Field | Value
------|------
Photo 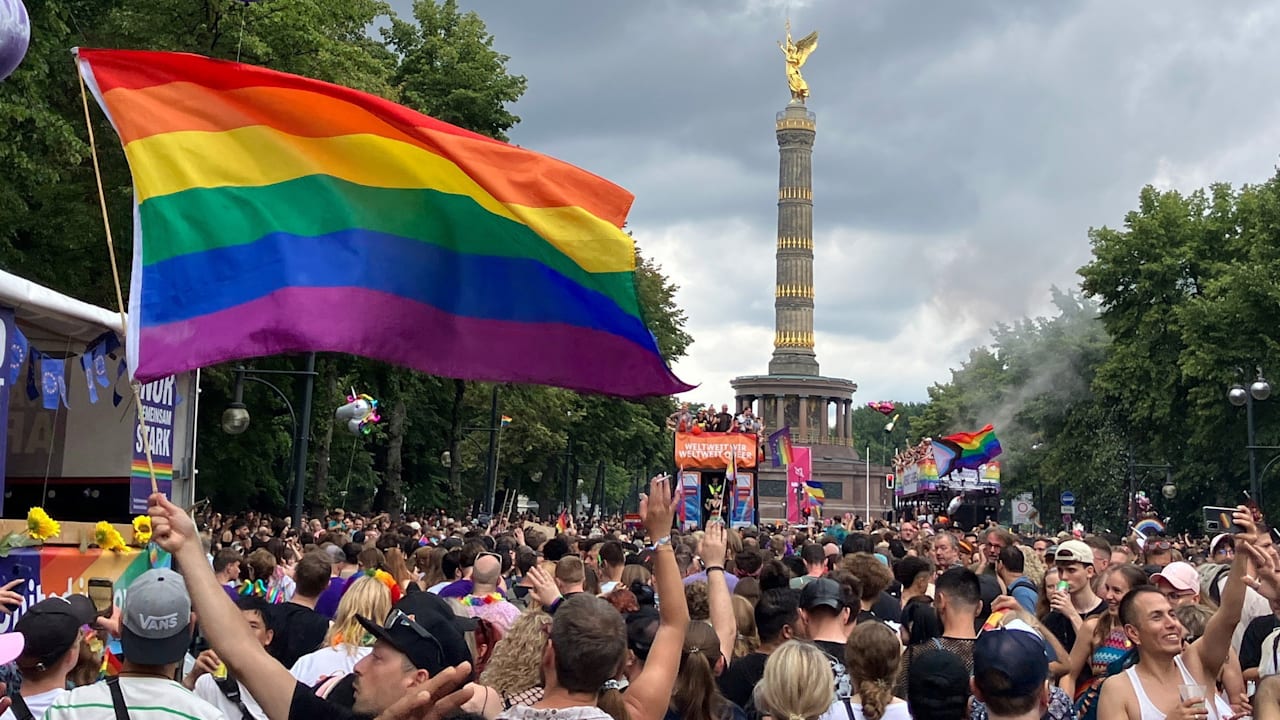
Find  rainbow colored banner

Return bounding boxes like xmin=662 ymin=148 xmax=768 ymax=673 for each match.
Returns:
xmin=75 ymin=49 xmax=691 ymax=398
xmin=0 ymin=546 xmax=169 ymax=633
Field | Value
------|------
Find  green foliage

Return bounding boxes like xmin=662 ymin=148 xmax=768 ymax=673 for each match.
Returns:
xmin=383 ymin=0 xmax=526 ymax=140
xmin=0 ymin=0 xmax=688 ymax=518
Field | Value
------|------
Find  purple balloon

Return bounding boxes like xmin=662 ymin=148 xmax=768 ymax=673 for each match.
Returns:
xmin=0 ymin=0 xmax=30 ymax=82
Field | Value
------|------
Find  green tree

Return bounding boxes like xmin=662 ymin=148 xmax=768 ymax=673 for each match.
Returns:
xmin=383 ymin=0 xmax=526 ymax=140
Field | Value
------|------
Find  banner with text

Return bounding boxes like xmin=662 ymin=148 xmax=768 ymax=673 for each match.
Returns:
xmin=130 ymin=376 xmax=176 ymax=513
xmin=674 ymin=432 xmax=758 ymax=470
xmin=0 ymin=308 xmax=12 ymax=516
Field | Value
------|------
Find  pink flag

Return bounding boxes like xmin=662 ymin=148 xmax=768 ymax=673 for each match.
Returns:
xmin=786 ymin=447 xmax=812 ymax=523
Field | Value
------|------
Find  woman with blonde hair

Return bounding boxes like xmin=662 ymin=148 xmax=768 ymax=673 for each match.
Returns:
xmin=474 ymin=610 xmax=552 ymax=713
xmin=288 ymin=574 xmax=391 ymax=686
xmin=731 ymin=595 xmax=759 ymax=659
xmin=838 ymin=621 xmax=908 ymax=720
xmin=754 ymin=640 xmax=833 ymax=720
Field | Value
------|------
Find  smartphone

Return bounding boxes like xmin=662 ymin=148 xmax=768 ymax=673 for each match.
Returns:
xmin=1204 ymin=506 xmax=1245 ymax=533
xmin=87 ymin=578 xmax=114 ymax=616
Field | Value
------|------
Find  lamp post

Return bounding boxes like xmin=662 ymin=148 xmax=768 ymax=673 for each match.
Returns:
xmin=221 ymin=353 xmax=317 ymax=530
xmin=1125 ymin=445 xmax=1174 ymax=526
xmin=1228 ymin=367 xmax=1273 ymax=503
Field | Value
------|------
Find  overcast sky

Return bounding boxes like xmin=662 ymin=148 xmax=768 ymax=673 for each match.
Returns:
xmin=389 ymin=0 xmax=1280 ymax=403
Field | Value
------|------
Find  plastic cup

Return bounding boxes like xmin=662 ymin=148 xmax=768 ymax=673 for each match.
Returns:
xmin=1178 ymin=684 xmax=1211 ymax=719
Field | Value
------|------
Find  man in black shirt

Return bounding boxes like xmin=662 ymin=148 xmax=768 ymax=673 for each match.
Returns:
xmin=797 ymin=577 xmax=855 ymax=700
xmin=718 ymin=588 xmax=800 ymax=709
xmin=147 ymin=493 xmax=475 ymax=720
xmin=1240 ymin=597 xmax=1280 ymax=685
xmin=269 ymin=551 xmax=332 ymax=668
xmin=1042 ymin=540 xmax=1107 ymax=654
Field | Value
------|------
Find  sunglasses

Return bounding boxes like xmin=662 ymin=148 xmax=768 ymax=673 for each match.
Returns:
xmin=384 ymin=609 xmax=445 ymax=666
xmin=1149 ymin=541 xmax=1172 ymax=551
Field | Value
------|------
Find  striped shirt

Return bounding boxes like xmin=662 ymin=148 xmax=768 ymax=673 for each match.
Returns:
xmin=45 ymin=676 xmax=227 ymax=720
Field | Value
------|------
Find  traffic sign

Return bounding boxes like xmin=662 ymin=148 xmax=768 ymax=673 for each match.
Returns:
xmin=1060 ymin=491 xmax=1075 ymax=506
xmin=1060 ymin=505 xmax=1076 ymax=515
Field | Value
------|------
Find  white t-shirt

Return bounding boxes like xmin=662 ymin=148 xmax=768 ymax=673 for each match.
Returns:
xmin=289 ymin=644 xmax=372 ymax=687
xmin=427 ymin=581 xmax=452 ymax=594
xmin=0 ymin=688 xmax=65 ymax=720
xmin=193 ymin=674 xmax=268 ymax=720
xmin=45 ymin=676 xmax=226 ymax=720
xmin=821 ymin=699 xmax=911 ymax=720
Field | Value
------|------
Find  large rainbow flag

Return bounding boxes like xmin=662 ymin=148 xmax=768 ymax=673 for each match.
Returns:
xmin=75 ymin=49 xmax=692 ymax=398
xmin=931 ymin=424 xmax=1002 ymax=477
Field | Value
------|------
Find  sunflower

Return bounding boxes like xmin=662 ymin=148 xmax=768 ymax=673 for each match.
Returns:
xmin=131 ymin=515 xmax=153 ymax=546
xmin=95 ymin=521 xmax=127 ymax=552
xmin=26 ymin=507 xmax=60 ymax=541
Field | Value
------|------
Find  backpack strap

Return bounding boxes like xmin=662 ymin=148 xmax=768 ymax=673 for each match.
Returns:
xmin=106 ymin=677 xmax=132 ymax=720
xmin=10 ymin=693 xmax=34 ymax=720
xmin=216 ymin=674 xmax=255 ymax=720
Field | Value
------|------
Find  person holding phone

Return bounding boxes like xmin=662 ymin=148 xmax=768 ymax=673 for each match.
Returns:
xmin=5 ymin=595 xmax=97 ymax=720
xmin=1097 ymin=506 xmax=1260 ymax=719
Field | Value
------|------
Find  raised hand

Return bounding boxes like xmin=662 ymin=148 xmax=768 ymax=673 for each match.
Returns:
xmin=526 ymin=564 xmax=562 ymax=608
xmin=148 ymin=492 xmax=199 ymax=558
xmin=639 ymin=474 xmax=674 ymax=540
xmin=701 ymin=520 xmax=727 ymax=569
xmin=0 ymin=579 xmax=23 ymax=612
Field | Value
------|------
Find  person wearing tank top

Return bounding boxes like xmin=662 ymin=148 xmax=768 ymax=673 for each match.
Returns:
xmin=1097 ymin=507 xmax=1256 ymax=720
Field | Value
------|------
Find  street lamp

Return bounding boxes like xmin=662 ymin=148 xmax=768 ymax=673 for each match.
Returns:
xmin=222 ymin=353 xmax=317 ymax=530
xmin=1228 ymin=367 xmax=1273 ymax=502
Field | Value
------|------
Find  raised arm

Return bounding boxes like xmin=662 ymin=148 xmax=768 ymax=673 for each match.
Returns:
xmin=624 ymin=476 xmax=689 ymax=720
xmin=1062 ymin=618 xmax=1099 ymax=697
xmin=1192 ymin=507 xmax=1253 ymax=679
xmin=149 ymin=493 xmax=298 ymax=720
xmin=700 ymin=520 xmax=736 ymax=664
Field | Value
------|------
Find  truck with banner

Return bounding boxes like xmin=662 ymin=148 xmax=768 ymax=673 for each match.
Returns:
xmin=674 ymin=431 xmax=758 ymax=530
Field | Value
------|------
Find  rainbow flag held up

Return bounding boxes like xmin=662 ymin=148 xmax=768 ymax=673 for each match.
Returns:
xmin=932 ymin=424 xmax=1002 ymax=477
xmin=75 ymin=49 xmax=692 ymax=398
xmin=500 ymin=415 xmax=512 ymax=428
xmin=804 ymin=479 xmax=824 ymax=506
xmin=768 ymin=426 xmax=794 ymax=468
xmin=556 ymin=511 xmax=569 ymax=534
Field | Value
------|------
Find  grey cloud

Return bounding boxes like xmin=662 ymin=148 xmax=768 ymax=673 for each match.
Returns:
xmin=388 ymin=0 xmax=1280 ymax=401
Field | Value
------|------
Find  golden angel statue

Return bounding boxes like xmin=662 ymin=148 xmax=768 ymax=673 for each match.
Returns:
xmin=779 ymin=20 xmax=818 ymax=102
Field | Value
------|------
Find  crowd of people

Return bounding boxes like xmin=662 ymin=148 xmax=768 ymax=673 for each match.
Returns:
xmin=1 ymin=481 xmax=1280 ymax=720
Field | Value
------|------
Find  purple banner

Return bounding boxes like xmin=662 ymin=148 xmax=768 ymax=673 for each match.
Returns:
xmin=0 ymin=308 xmax=12 ymax=516
xmin=130 ymin=376 xmax=176 ymax=514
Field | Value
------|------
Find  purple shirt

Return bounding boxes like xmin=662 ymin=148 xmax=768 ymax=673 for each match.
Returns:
xmin=315 ymin=576 xmax=348 ymax=619
xmin=683 ymin=570 xmax=739 ymax=592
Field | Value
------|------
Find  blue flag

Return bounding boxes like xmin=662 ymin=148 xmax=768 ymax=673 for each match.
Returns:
xmin=26 ymin=350 xmax=38 ymax=401
xmin=80 ymin=352 xmax=99 ymax=404
xmin=40 ymin=356 xmax=66 ymax=410
xmin=93 ymin=342 xmax=110 ymax=388
xmin=7 ymin=328 xmax=26 ymax=386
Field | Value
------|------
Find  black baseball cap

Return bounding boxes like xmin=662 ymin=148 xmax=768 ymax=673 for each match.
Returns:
xmin=799 ymin=578 xmax=843 ymax=611
xmin=974 ymin=628 xmax=1050 ymax=698
xmin=356 ymin=606 xmax=471 ymax=675
xmin=17 ymin=595 xmax=96 ymax=669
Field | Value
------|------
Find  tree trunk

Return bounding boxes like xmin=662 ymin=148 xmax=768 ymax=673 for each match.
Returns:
xmin=309 ymin=360 xmax=340 ymax=514
xmin=384 ymin=398 xmax=408 ymax=521
xmin=447 ymin=379 xmax=466 ymax=514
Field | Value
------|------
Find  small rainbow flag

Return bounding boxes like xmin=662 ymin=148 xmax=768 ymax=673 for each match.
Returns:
xmin=768 ymin=427 xmax=794 ymax=468
xmin=500 ymin=415 xmax=512 ymax=428
xmin=804 ymin=479 xmax=824 ymax=506
xmin=75 ymin=49 xmax=691 ymax=398
xmin=556 ymin=511 xmax=569 ymax=534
